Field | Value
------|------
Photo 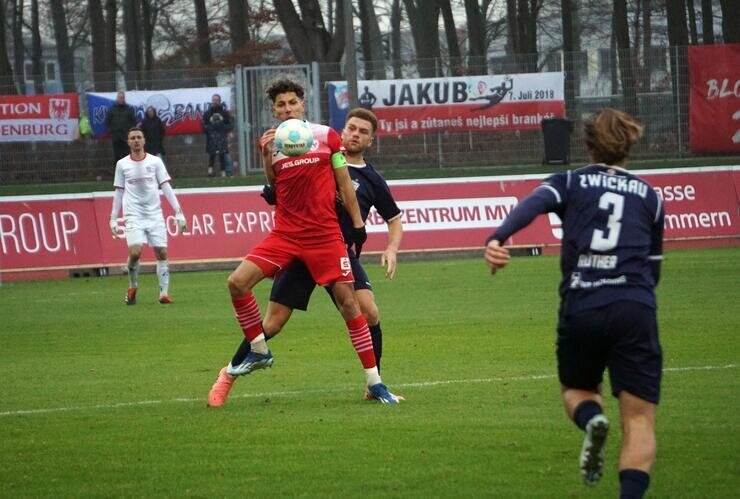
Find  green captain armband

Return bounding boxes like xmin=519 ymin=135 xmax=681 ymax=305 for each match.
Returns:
xmin=331 ymin=151 xmax=347 ymax=169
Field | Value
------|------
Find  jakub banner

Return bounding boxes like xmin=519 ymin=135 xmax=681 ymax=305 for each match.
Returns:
xmin=86 ymin=87 xmax=232 ymax=138
xmin=327 ymin=73 xmax=564 ymax=136
xmin=0 ymin=93 xmax=79 ymax=142
xmin=689 ymin=44 xmax=740 ymax=153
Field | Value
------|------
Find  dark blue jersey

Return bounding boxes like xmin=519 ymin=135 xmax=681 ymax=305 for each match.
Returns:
xmin=339 ymin=161 xmax=401 ymax=243
xmin=491 ymin=164 xmax=664 ymax=314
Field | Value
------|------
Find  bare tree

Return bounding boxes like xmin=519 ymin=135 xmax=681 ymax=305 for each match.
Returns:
xmin=123 ymin=0 xmax=143 ymax=87
xmin=464 ymin=0 xmax=490 ymax=75
xmin=30 ymin=0 xmax=43 ymax=94
xmin=403 ymin=0 xmax=441 ymax=77
xmin=506 ymin=0 xmax=539 ymax=72
xmin=561 ymin=0 xmax=576 ymax=114
xmin=390 ymin=0 xmax=403 ymax=78
xmin=719 ymin=0 xmax=739 ymax=43
xmin=49 ymin=0 xmax=77 ymax=92
xmin=358 ymin=0 xmax=386 ymax=79
xmin=105 ymin=0 xmax=118 ymax=82
xmin=700 ymin=0 xmax=714 ymax=43
xmin=193 ymin=0 xmax=213 ymax=64
xmin=614 ymin=0 xmax=638 ymax=116
xmin=686 ymin=0 xmax=698 ymax=44
xmin=0 ymin=0 xmax=16 ymax=93
xmin=228 ymin=0 xmax=250 ymax=52
xmin=273 ymin=0 xmax=345 ymax=76
xmin=11 ymin=0 xmax=25 ymax=93
xmin=438 ymin=0 xmax=463 ymax=75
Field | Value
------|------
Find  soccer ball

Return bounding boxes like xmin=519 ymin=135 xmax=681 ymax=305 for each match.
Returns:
xmin=274 ymin=119 xmax=314 ymax=157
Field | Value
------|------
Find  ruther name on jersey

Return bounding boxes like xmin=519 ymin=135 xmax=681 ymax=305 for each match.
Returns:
xmin=577 ymin=253 xmax=618 ymax=269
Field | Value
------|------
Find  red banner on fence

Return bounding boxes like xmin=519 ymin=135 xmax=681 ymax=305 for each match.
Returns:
xmin=689 ymin=44 xmax=740 ymax=153
xmin=0 ymin=93 xmax=79 ymax=142
xmin=0 ymin=168 xmax=737 ymax=275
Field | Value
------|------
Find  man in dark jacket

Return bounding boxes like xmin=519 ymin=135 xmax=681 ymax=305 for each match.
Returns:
xmin=105 ymin=91 xmax=137 ymax=161
xmin=202 ymin=93 xmax=233 ymax=177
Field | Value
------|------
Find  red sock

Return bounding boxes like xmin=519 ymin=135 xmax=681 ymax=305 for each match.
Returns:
xmin=232 ymin=292 xmax=263 ymax=341
xmin=346 ymin=315 xmax=376 ymax=369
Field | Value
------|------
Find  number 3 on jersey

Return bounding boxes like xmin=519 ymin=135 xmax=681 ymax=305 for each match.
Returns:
xmin=590 ymin=192 xmax=624 ymax=251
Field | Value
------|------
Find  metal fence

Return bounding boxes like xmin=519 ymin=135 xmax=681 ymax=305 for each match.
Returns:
xmin=0 ymin=46 xmax=727 ymax=186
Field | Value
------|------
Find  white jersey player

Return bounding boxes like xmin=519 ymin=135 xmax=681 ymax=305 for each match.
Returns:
xmin=110 ymin=127 xmax=187 ymax=305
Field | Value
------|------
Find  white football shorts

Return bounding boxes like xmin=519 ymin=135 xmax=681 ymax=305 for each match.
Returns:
xmin=125 ymin=216 xmax=168 ymax=248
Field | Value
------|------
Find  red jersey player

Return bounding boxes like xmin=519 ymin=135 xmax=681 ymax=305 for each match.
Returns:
xmin=207 ymin=79 xmax=402 ymax=405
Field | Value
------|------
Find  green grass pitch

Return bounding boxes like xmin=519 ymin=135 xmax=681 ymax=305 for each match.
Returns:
xmin=1 ymin=247 xmax=738 ymax=497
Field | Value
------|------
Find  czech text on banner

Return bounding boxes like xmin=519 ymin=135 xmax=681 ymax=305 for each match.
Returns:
xmin=689 ymin=44 xmax=740 ymax=153
xmin=86 ymin=87 xmax=232 ymax=138
xmin=327 ymin=73 xmax=564 ymax=136
xmin=0 ymin=94 xmax=79 ymax=142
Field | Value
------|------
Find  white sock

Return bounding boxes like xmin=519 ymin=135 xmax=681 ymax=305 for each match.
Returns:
xmin=156 ymin=260 xmax=169 ymax=297
xmin=364 ymin=367 xmax=382 ymax=387
xmin=128 ymin=259 xmax=140 ymax=288
xmin=250 ymin=333 xmax=268 ymax=355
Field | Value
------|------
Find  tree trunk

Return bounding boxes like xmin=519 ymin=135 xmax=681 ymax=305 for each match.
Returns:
xmin=123 ymin=0 xmax=142 ymax=87
xmin=403 ymin=0 xmax=441 ymax=77
xmin=141 ymin=0 xmax=155 ymax=87
xmin=610 ymin=14 xmax=618 ymax=95
xmin=11 ymin=0 xmax=25 ymax=93
xmin=0 ymin=0 xmax=16 ymax=94
xmin=105 ymin=0 xmax=117 ymax=90
xmin=464 ymin=0 xmax=488 ymax=75
xmin=390 ymin=0 xmax=402 ymax=78
xmin=49 ymin=0 xmax=77 ymax=92
xmin=358 ymin=0 xmax=386 ymax=79
xmin=30 ymin=0 xmax=43 ymax=94
xmin=561 ymin=0 xmax=575 ymax=115
xmin=614 ymin=0 xmax=638 ymax=116
xmin=700 ymin=0 xmax=714 ymax=44
xmin=642 ymin=0 xmax=652 ymax=89
xmin=719 ymin=0 xmax=739 ymax=43
xmin=193 ymin=0 xmax=212 ymax=65
xmin=507 ymin=0 xmax=538 ymax=72
xmin=686 ymin=0 xmax=698 ymax=44
xmin=438 ymin=0 xmax=462 ymax=76
xmin=89 ymin=0 xmax=109 ymax=90
xmin=228 ymin=0 xmax=249 ymax=52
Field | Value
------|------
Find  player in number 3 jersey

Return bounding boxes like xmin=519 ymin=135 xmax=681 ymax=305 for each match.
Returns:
xmin=485 ymin=108 xmax=664 ymax=498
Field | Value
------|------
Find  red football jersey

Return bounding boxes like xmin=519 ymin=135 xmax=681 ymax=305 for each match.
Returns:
xmin=271 ymin=122 xmax=344 ymax=240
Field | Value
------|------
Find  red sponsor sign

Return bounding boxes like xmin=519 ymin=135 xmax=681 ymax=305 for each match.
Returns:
xmin=689 ymin=44 xmax=740 ymax=153
xmin=1 ymin=168 xmax=737 ymax=274
xmin=0 ymin=93 xmax=79 ymax=142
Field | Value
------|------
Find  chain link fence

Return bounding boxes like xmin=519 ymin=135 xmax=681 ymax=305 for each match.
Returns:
xmin=0 ymin=47 xmax=726 ymax=186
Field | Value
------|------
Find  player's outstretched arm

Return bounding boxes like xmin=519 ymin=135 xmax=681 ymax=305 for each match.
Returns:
xmin=485 ymin=239 xmax=510 ymax=275
xmin=381 ymin=217 xmax=402 ymax=279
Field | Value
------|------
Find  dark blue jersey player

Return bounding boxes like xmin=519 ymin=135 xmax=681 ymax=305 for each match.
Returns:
xmin=485 ymin=108 xmax=663 ymax=499
xmin=209 ymin=108 xmax=404 ymax=405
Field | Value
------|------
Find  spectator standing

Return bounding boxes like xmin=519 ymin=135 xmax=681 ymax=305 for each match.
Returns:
xmin=105 ymin=91 xmax=137 ymax=162
xmin=140 ymin=106 xmax=166 ymax=158
xmin=202 ymin=94 xmax=233 ymax=177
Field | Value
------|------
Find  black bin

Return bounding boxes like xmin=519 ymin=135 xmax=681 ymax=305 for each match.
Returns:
xmin=541 ymin=118 xmax=574 ymax=165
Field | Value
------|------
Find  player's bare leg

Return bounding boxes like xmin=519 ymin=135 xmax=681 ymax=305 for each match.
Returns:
xmin=617 ymin=391 xmax=656 ymax=498
xmin=153 ymin=246 xmax=172 ymax=303
xmin=562 ymin=386 xmax=609 ymax=486
xmin=332 ymin=282 xmax=400 ymax=403
xmin=125 ymin=244 xmax=142 ymax=305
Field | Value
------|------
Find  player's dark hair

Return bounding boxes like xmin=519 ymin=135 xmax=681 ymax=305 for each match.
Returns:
xmin=584 ymin=108 xmax=643 ymax=165
xmin=347 ymin=107 xmax=378 ymax=135
xmin=127 ymin=126 xmax=143 ymax=138
xmin=266 ymin=79 xmax=305 ymax=103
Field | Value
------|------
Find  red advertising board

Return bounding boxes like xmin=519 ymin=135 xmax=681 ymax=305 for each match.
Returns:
xmin=1 ymin=167 xmax=737 ymax=276
xmin=689 ymin=44 xmax=740 ymax=153
xmin=0 ymin=93 xmax=79 ymax=142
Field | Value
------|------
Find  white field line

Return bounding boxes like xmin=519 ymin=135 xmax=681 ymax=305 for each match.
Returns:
xmin=0 ymin=363 xmax=735 ymax=418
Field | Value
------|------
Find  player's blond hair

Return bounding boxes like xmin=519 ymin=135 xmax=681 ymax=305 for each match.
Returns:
xmin=584 ymin=108 xmax=643 ymax=165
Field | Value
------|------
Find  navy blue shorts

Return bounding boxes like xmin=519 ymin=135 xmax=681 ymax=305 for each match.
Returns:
xmin=270 ymin=249 xmax=372 ymax=311
xmin=556 ymin=300 xmax=662 ymax=404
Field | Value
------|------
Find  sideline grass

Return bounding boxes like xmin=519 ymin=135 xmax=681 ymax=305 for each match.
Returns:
xmin=0 ymin=248 xmax=738 ymax=497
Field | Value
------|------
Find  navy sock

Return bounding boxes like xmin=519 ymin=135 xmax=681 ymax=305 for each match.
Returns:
xmin=619 ymin=469 xmax=650 ymax=499
xmin=573 ymin=400 xmax=602 ymax=431
xmin=369 ymin=323 xmax=382 ymax=371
